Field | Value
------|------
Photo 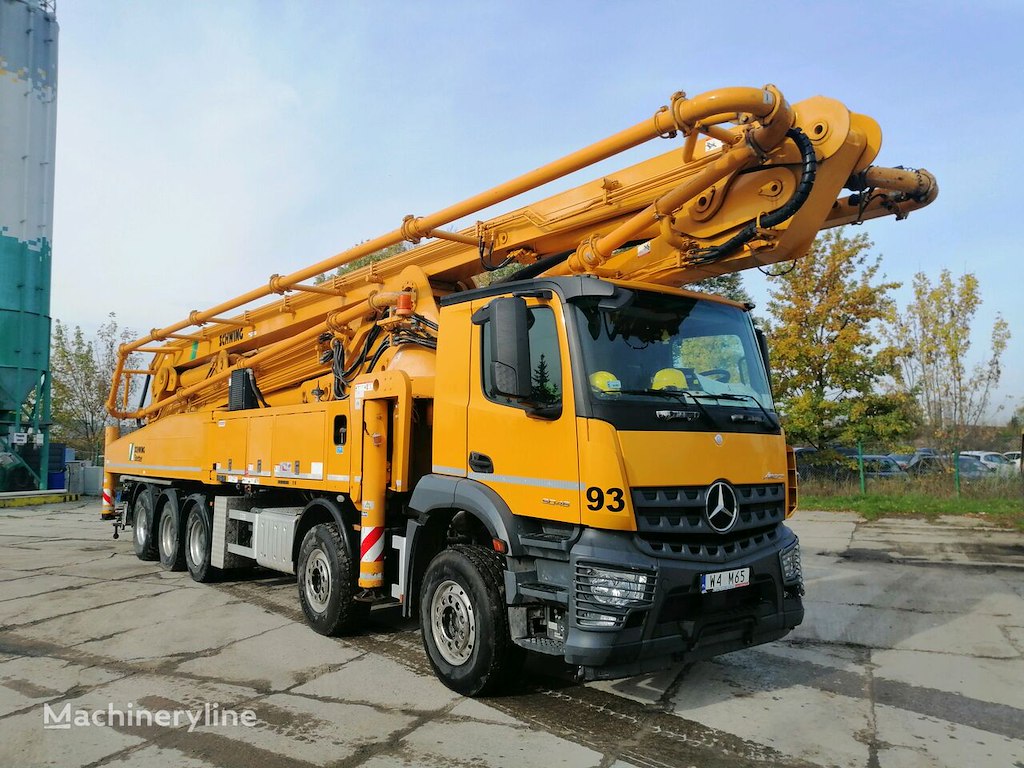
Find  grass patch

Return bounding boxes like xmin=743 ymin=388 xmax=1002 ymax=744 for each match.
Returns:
xmin=799 ymin=476 xmax=1024 ymax=531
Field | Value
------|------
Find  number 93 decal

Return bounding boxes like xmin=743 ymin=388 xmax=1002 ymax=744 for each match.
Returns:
xmin=585 ymin=486 xmax=626 ymax=512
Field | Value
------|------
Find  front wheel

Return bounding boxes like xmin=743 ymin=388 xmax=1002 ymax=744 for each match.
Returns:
xmin=420 ymin=545 xmax=522 ymax=697
xmin=296 ymin=523 xmax=368 ymax=636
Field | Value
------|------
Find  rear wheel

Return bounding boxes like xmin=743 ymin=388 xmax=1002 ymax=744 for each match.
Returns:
xmin=157 ymin=490 xmax=186 ymax=572
xmin=296 ymin=523 xmax=367 ymax=635
xmin=183 ymin=493 xmax=215 ymax=582
xmin=420 ymin=545 xmax=522 ymax=697
xmin=131 ymin=485 xmax=158 ymax=561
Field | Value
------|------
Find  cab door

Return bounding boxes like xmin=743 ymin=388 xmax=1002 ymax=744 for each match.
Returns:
xmin=465 ymin=296 xmax=580 ymax=524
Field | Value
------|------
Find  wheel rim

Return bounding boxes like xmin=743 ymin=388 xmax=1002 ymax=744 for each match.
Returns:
xmin=187 ymin=513 xmax=206 ymax=567
xmin=134 ymin=497 xmax=150 ymax=546
xmin=304 ymin=548 xmax=332 ymax=613
xmin=159 ymin=509 xmax=175 ymax=557
xmin=430 ymin=579 xmax=476 ymax=666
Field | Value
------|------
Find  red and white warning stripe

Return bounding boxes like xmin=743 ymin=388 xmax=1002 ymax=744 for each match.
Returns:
xmin=359 ymin=525 xmax=384 ymax=583
xmin=360 ymin=525 xmax=384 ymax=561
xmin=101 ymin=487 xmax=115 ymax=520
xmin=359 ymin=497 xmax=385 ymax=588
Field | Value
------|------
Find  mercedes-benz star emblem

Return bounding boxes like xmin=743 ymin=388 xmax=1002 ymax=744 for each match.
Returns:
xmin=705 ymin=481 xmax=739 ymax=533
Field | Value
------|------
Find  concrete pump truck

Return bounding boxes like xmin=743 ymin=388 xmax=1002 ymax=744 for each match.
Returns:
xmin=103 ymin=85 xmax=936 ymax=695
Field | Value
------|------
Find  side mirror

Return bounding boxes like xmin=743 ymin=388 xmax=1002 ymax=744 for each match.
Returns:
xmin=479 ymin=297 xmax=532 ymax=400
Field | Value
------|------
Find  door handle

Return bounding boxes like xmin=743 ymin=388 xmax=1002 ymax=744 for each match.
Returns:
xmin=468 ymin=452 xmax=494 ymax=473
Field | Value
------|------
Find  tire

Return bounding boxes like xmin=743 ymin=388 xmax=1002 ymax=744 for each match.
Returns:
xmin=183 ymin=493 xmax=216 ymax=583
xmin=131 ymin=485 xmax=159 ymax=561
xmin=296 ymin=522 xmax=367 ymax=636
xmin=420 ymin=545 xmax=522 ymax=697
xmin=156 ymin=490 xmax=186 ymax=572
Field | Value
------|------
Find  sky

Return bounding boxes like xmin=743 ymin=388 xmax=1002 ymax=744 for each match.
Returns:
xmin=50 ymin=0 xmax=1023 ymax=423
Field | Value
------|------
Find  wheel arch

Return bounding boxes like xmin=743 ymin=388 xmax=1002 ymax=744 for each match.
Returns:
xmin=125 ymin=480 xmax=151 ymax=524
xmin=403 ymin=476 xmax=521 ymax=617
xmin=155 ymin=485 xmax=182 ymax=511
xmin=180 ymin=490 xmax=210 ymax=516
xmin=293 ymin=496 xmax=359 ymax=570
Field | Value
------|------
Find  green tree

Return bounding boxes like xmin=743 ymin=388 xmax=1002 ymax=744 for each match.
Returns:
xmin=690 ymin=273 xmax=753 ymax=305
xmin=889 ymin=269 xmax=1010 ymax=449
xmin=313 ymin=242 xmax=409 ymax=284
xmin=765 ymin=230 xmax=916 ymax=448
xmin=531 ymin=353 xmax=558 ymax=404
xmin=50 ymin=314 xmax=139 ymax=461
xmin=685 ymin=274 xmax=759 ymax=374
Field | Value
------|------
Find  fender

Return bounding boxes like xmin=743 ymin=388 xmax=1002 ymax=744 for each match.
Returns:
xmin=155 ymin=487 xmax=182 ymax=517
xmin=293 ymin=496 xmax=359 ymax=567
xmin=407 ymin=474 xmax=523 ymax=555
xmin=402 ymin=474 xmax=524 ymax=617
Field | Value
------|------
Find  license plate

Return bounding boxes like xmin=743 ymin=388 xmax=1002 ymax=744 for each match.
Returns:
xmin=700 ymin=567 xmax=750 ymax=594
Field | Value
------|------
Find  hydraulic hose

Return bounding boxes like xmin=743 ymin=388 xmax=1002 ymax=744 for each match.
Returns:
xmin=135 ymin=374 xmax=151 ymax=427
xmin=691 ymin=127 xmax=816 ymax=265
xmin=495 ymin=250 xmax=573 ymax=284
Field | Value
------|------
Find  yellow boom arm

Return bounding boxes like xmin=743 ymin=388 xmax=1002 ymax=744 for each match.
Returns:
xmin=105 ymin=85 xmax=936 ymax=422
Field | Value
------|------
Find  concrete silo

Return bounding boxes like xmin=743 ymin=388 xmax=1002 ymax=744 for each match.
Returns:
xmin=0 ymin=0 xmax=57 ymax=490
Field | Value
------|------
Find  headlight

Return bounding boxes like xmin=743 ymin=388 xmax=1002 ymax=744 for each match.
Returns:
xmin=576 ymin=565 xmax=655 ymax=608
xmin=780 ymin=542 xmax=802 ymax=585
xmin=575 ymin=564 xmax=655 ymax=629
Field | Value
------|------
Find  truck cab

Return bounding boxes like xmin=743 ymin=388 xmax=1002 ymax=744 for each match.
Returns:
xmin=408 ymin=276 xmax=803 ymax=691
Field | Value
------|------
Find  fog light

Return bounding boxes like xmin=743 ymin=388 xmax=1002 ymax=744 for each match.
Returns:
xmin=577 ymin=610 xmax=621 ymax=628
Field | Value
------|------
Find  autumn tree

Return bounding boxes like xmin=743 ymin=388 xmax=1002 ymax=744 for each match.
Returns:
xmin=1003 ymin=403 xmax=1024 ymax=452
xmin=765 ymin=229 xmax=916 ymax=448
xmin=50 ymin=314 xmax=140 ymax=461
xmin=1008 ymin=403 xmax=1024 ymax=435
xmin=888 ymin=269 xmax=1010 ymax=449
xmin=684 ymin=273 xmax=762 ymax=375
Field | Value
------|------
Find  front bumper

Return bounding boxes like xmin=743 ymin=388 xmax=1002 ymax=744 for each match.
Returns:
xmin=564 ymin=525 xmax=804 ymax=680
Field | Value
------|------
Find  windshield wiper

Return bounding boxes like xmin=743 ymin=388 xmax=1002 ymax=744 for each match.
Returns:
xmin=689 ymin=392 xmax=780 ymax=429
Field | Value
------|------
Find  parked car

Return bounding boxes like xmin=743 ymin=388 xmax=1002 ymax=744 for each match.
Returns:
xmin=793 ymin=447 xmax=856 ymax=481
xmin=956 ymin=454 xmax=997 ymax=479
xmin=888 ymin=453 xmax=913 ymax=470
xmin=905 ymin=454 xmax=949 ymax=475
xmin=860 ymin=455 xmax=908 ymax=479
xmin=905 ymin=453 xmax=994 ymax=480
xmin=796 ymin=450 xmax=907 ymax=481
xmin=960 ymin=451 xmax=1015 ymax=474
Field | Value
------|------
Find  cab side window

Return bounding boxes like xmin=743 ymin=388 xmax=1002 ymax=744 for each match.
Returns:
xmin=482 ymin=306 xmax=562 ymax=410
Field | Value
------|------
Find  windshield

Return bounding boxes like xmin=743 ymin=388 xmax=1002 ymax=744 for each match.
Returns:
xmin=571 ymin=291 xmax=774 ymax=411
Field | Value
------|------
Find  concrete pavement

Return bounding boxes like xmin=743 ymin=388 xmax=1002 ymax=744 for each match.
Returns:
xmin=0 ymin=501 xmax=1021 ymax=767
